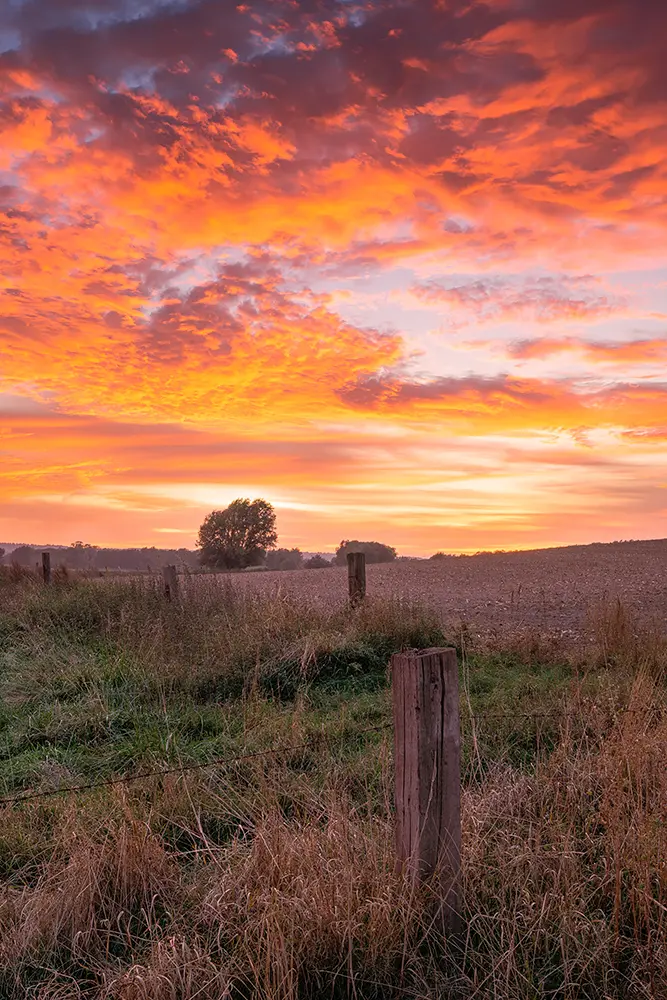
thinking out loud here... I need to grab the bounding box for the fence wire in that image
[1,703,663,807]
[0,722,393,807]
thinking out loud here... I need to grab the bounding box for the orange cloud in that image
[507,336,667,364]
[411,275,625,325]
[1,260,402,422]
[3,396,666,553]
[335,371,667,438]
[2,0,667,551]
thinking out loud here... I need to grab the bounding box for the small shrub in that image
[334,540,397,565]
[304,555,330,569]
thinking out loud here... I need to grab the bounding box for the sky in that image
[1,0,666,555]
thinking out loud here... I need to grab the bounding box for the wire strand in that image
[0,722,392,807]
[2,704,663,806]
[466,706,665,721]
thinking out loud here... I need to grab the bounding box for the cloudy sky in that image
[1,0,666,553]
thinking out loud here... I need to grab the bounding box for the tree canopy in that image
[197,499,278,569]
[334,540,397,565]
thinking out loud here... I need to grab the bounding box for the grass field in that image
[0,567,665,998]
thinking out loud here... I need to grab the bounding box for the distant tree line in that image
[2,542,200,573]
[1,500,399,574]
[0,541,338,574]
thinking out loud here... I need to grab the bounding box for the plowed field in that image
[234,538,667,640]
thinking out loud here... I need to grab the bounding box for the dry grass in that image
[0,568,665,998]
[1,685,665,999]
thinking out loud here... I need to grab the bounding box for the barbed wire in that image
[0,722,392,807]
[1,703,663,807]
[465,706,666,721]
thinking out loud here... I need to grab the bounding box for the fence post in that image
[392,647,461,934]
[42,551,51,585]
[347,551,366,607]
[162,564,179,602]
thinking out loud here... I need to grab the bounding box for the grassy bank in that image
[0,572,665,998]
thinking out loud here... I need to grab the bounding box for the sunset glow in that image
[2,0,666,553]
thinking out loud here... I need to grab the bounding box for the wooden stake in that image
[392,646,461,933]
[347,551,366,607]
[42,551,51,585]
[162,564,179,601]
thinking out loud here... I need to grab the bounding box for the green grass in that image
[0,576,443,797]
[0,572,665,999]
[0,578,584,797]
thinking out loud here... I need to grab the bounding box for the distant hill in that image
[429,537,667,559]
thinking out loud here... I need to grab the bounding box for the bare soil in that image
[234,538,667,640]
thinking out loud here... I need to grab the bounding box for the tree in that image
[197,499,278,569]
[334,540,397,565]
[9,545,36,567]
[265,547,303,571]
[0,548,5,565]
[68,541,98,570]
[304,554,330,569]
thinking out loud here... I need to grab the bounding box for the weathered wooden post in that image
[42,551,51,585]
[162,564,179,602]
[347,551,366,607]
[392,647,461,933]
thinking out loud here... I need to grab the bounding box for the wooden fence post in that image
[347,551,366,607]
[392,647,461,934]
[162,564,179,602]
[42,551,51,585]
